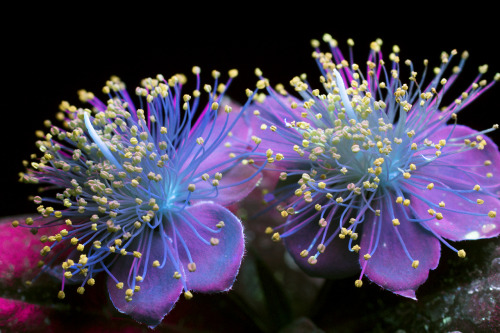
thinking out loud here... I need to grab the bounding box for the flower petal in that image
[183,98,254,176]
[193,163,263,207]
[283,216,360,279]
[173,202,245,292]
[107,231,183,328]
[0,215,63,295]
[408,125,500,241]
[416,124,500,190]
[359,199,441,295]
[407,182,500,241]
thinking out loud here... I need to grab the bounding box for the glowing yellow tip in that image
[457,249,466,258]
[184,291,193,300]
[272,232,281,242]
[116,282,124,289]
[57,291,65,299]
[152,260,160,267]
[265,226,273,234]
[412,260,419,269]
[354,279,363,288]
[488,211,496,218]
[11,220,19,227]
[188,262,197,272]
[392,219,400,226]
[307,256,318,265]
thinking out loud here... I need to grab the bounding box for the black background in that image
[2,6,499,216]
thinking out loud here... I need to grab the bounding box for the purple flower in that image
[250,35,500,298]
[16,68,264,327]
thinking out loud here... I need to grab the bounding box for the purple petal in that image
[193,164,263,206]
[107,232,183,328]
[407,124,500,241]
[283,216,360,279]
[407,182,500,241]
[359,201,441,295]
[250,96,305,164]
[183,98,254,175]
[417,125,500,190]
[173,202,245,292]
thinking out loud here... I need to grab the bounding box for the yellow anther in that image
[281,210,288,218]
[488,211,496,218]
[458,249,466,258]
[351,245,361,253]
[403,172,411,179]
[436,213,443,220]
[11,220,19,227]
[184,291,193,300]
[412,260,419,269]
[77,287,85,295]
[392,219,400,226]
[152,260,160,267]
[133,251,142,258]
[188,262,197,272]
[354,279,363,288]
[210,238,219,246]
[272,232,281,242]
[188,184,196,192]
[439,201,445,208]
[363,254,371,260]
[87,278,95,286]
[410,164,416,171]
[477,199,484,205]
[428,209,436,216]
[308,256,318,265]
[58,291,65,299]
[427,183,434,190]
[265,227,273,234]
[300,250,309,257]
[396,197,403,204]
[126,288,134,297]
[116,282,124,289]
[403,199,410,206]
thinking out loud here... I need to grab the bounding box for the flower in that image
[15,68,265,327]
[249,35,500,298]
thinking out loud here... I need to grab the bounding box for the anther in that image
[307,256,317,265]
[412,260,419,269]
[458,249,466,258]
[354,279,363,288]
[184,291,193,300]
[188,262,197,272]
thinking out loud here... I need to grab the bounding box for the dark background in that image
[2,8,499,215]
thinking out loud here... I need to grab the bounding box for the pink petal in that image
[173,202,245,292]
[359,198,441,295]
